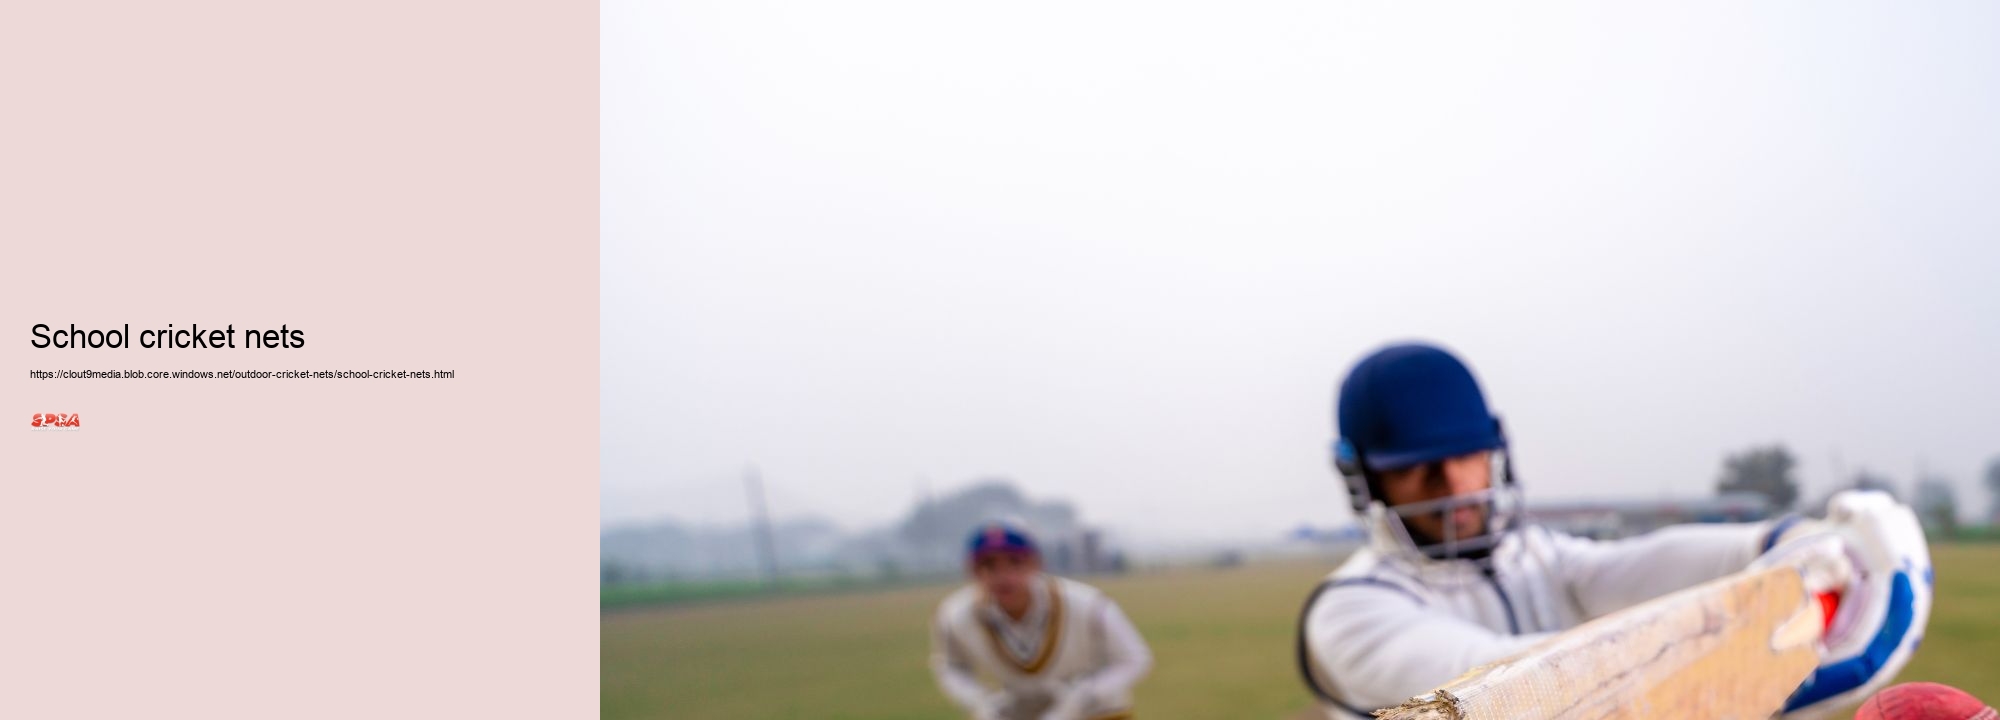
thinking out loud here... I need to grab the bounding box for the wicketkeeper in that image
[932,521,1153,720]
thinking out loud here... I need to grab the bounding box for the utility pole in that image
[745,465,780,586]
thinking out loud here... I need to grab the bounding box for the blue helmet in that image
[1334,342,1508,513]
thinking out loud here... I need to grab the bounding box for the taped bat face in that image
[1375,567,1821,720]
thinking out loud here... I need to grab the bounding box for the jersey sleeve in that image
[1305,582,1552,712]
[1542,522,1771,620]
[929,605,991,713]
[1062,597,1153,711]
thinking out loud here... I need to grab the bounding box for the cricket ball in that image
[1854,683,1997,720]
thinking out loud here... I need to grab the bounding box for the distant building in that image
[1527,492,1774,539]
[1285,493,1773,548]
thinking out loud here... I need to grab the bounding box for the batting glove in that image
[1766,491,1933,719]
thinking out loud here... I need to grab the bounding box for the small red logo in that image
[31,413,80,428]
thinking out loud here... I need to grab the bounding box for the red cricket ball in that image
[1854,683,1997,720]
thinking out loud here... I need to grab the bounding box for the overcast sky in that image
[602,2,2000,543]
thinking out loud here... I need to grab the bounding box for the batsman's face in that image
[1379,451,1492,542]
[970,550,1040,611]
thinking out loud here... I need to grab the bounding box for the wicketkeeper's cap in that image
[966,521,1038,558]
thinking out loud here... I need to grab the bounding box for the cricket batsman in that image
[931,521,1153,720]
[1298,342,1932,718]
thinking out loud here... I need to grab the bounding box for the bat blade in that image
[1375,566,1821,720]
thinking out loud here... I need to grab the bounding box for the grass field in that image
[600,574,950,610]
[603,544,2000,719]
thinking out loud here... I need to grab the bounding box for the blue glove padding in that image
[1782,570,1918,711]
[1772,490,1932,719]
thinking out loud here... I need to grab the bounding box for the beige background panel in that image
[1,2,597,718]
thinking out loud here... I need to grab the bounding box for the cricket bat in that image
[1374,566,1823,720]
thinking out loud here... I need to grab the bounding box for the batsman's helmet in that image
[1333,342,1514,522]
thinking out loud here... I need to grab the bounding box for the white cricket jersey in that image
[931,575,1152,720]
[1300,518,1782,718]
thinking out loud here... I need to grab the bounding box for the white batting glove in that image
[1768,491,1933,719]
[1754,530,1854,600]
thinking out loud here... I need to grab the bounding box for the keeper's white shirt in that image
[1300,518,1782,718]
[932,575,1152,720]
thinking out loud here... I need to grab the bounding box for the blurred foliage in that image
[1717,444,1800,512]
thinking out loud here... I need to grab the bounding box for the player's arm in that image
[1044,598,1152,720]
[1306,582,1553,711]
[1542,522,1770,619]
[930,611,1005,720]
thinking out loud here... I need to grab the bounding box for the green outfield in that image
[602,544,2000,719]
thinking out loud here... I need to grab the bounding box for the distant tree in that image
[1913,477,1958,538]
[1716,445,1800,512]
[1987,457,2000,524]
[1849,469,1900,501]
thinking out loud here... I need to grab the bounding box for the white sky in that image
[603,1,2000,543]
